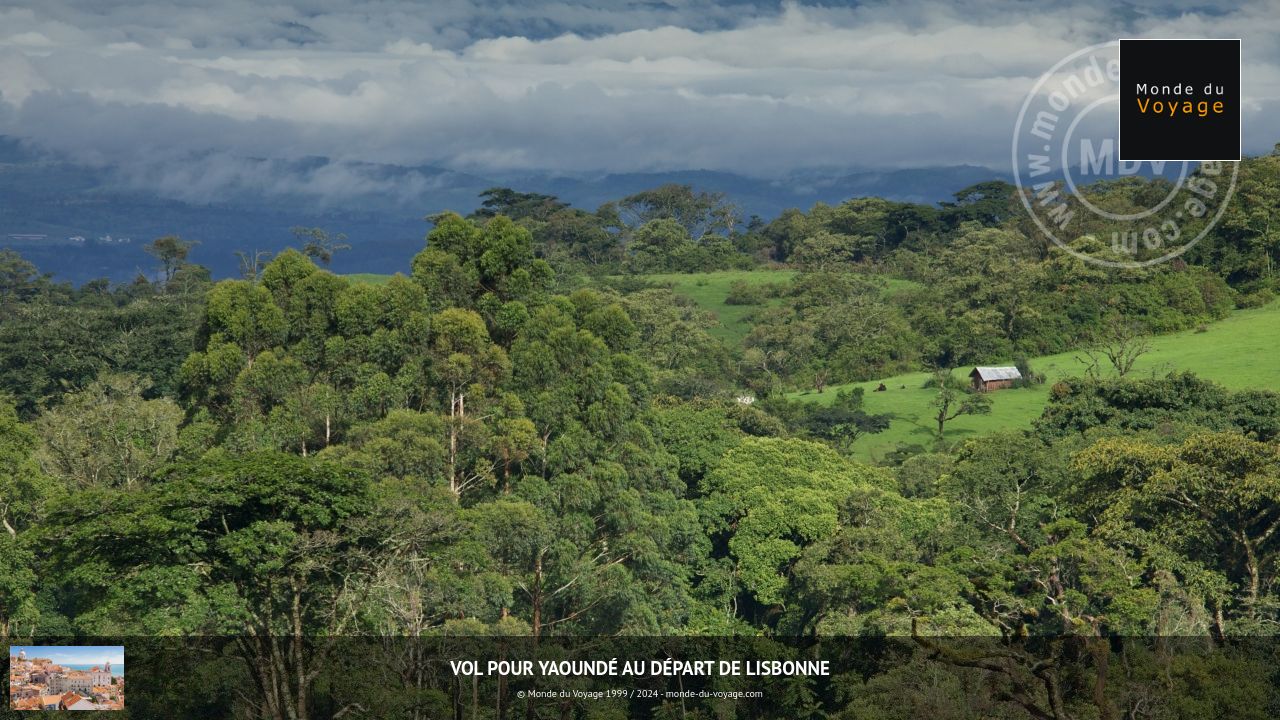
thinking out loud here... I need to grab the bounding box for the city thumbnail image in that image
[9,647,124,711]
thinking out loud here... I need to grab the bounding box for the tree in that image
[429,308,511,499]
[470,187,568,222]
[235,249,274,282]
[928,432,1163,720]
[291,227,351,266]
[615,183,738,239]
[760,207,812,261]
[614,288,734,397]
[412,213,553,312]
[701,437,894,610]
[797,388,891,452]
[931,369,991,440]
[1076,432,1280,631]
[626,218,695,272]
[499,302,704,638]
[1094,314,1152,377]
[36,374,183,489]
[918,227,1045,363]
[534,208,617,266]
[320,410,447,483]
[356,473,517,693]
[0,284,201,419]
[939,181,1017,227]
[791,230,864,270]
[1201,152,1280,283]
[0,531,38,638]
[0,249,45,307]
[144,235,198,282]
[202,279,288,362]
[741,309,819,394]
[782,481,970,636]
[0,401,49,639]
[49,452,376,720]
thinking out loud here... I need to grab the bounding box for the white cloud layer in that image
[2,0,1278,191]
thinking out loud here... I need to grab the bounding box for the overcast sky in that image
[2,0,1279,186]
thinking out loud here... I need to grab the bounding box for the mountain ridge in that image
[0,137,1007,282]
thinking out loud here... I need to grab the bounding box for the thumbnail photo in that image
[8,647,124,711]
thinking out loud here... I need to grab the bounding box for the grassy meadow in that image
[638,269,918,344]
[792,300,1280,462]
[638,270,795,343]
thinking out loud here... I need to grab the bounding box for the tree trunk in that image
[1088,638,1117,720]
[448,391,466,498]
[1241,532,1261,611]
[292,582,308,720]
[531,552,543,639]
[1212,602,1226,645]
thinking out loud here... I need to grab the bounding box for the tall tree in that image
[291,227,351,267]
[144,235,198,282]
[932,369,992,440]
[1077,432,1280,631]
[470,187,568,222]
[36,374,183,489]
[615,184,738,238]
[429,308,511,499]
[49,452,376,720]
[0,398,50,538]
[701,437,894,611]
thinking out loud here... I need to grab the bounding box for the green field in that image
[639,270,919,344]
[638,270,796,342]
[792,300,1280,463]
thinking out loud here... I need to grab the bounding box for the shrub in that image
[1238,288,1276,309]
[725,280,768,306]
[1014,356,1045,387]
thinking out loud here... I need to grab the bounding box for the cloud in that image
[1,0,1277,203]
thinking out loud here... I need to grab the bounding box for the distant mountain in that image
[489,165,1007,218]
[0,138,1006,283]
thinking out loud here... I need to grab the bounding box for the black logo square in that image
[1119,39,1240,161]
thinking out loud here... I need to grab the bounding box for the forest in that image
[3,151,1280,719]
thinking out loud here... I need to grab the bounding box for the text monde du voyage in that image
[1134,82,1228,117]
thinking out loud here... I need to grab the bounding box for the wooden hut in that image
[969,366,1022,392]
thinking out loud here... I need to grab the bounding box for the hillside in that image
[634,270,920,345]
[793,300,1280,462]
[634,270,795,343]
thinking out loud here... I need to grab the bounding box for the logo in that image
[1119,39,1241,162]
[1012,41,1238,268]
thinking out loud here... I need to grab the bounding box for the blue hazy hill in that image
[0,137,1006,283]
